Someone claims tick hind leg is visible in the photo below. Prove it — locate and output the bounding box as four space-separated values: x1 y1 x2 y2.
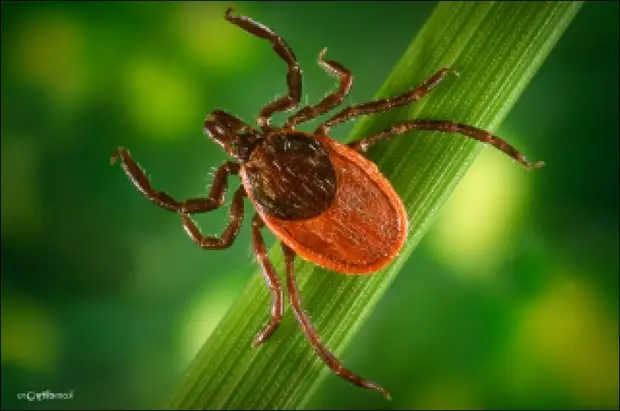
317 68 458 135
282 244 391 400
181 186 246 250
284 48 353 128
225 7 301 130
351 120 545 169
111 147 240 213
251 214 284 347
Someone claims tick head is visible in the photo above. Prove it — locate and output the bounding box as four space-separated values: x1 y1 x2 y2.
204 118 261 162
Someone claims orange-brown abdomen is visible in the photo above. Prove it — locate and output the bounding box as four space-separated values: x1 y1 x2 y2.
241 133 408 274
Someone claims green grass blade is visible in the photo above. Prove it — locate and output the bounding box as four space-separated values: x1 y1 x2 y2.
168 2 582 409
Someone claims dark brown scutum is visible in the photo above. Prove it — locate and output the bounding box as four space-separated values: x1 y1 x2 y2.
243 133 337 221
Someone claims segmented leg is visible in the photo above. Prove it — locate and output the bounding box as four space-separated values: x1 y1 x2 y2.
284 48 353 128
181 186 246 249
350 120 545 169
281 244 391 400
225 7 301 130
111 147 240 213
317 68 458 135
251 214 284 347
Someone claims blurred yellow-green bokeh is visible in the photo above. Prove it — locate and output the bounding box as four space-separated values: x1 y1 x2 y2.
1 1 618 410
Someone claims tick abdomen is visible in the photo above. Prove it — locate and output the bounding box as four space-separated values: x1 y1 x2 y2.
242 134 408 275
242 132 338 220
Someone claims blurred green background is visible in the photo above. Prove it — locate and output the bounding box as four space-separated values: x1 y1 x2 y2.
1 1 618 410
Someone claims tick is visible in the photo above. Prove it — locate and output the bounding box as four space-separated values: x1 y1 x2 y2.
111 7 544 399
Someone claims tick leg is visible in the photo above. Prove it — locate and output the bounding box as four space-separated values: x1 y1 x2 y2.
225 7 301 130
111 147 240 213
317 68 458 135
350 120 545 169
251 214 284 347
284 48 353 128
181 186 246 249
282 244 391 400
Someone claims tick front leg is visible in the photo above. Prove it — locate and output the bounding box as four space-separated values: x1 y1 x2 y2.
251 214 284 347
282 244 391 400
284 48 353 128
181 186 246 250
317 68 458 135
224 7 301 130
111 147 240 213
350 120 545 170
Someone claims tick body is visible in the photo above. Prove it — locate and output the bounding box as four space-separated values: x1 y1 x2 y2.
241 130 408 274
111 7 543 400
